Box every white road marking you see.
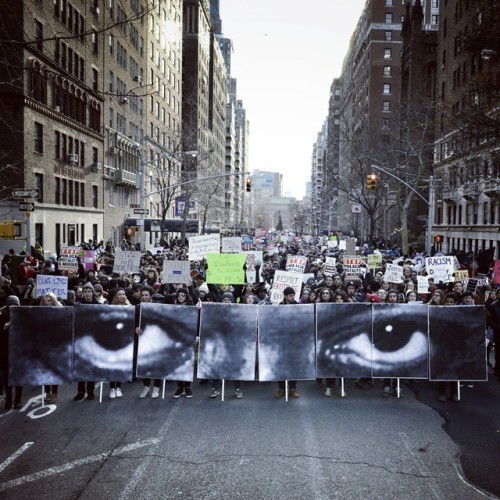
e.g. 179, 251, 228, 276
452, 463, 496, 499
0, 438, 159, 492
0, 442, 34, 474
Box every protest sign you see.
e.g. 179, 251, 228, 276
367, 253, 383, 269
494, 260, 500, 285
221, 237, 242, 253
161, 260, 191, 284
82, 250, 96, 271
465, 278, 478, 292
343, 257, 366, 280
244, 251, 263, 284
270, 270, 303, 304
327, 240, 337, 248
206, 253, 246, 284
285, 256, 307, 274
425, 256, 454, 283
242, 235, 254, 250
113, 251, 141, 274
338, 240, 346, 251
36, 275, 69, 299
417, 275, 430, 294
346, 238, 356, 256
58, 246, 80, 272
454, 270, 469, 281
384, 263, 404, 284
189, 234, 221, 261
323, 257, 336, 276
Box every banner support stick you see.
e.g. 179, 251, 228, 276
457, 381, 461, 401
285, 380, 288, 402
41, 385, 45, 407
340, 378, 345, 397
222, 379, 225, 402
99, 382, 103, 403
396, 378, 401, 398
162, 380, 166, 399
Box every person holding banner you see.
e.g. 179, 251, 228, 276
485, 288, 500, 379
275, 287, 300, 399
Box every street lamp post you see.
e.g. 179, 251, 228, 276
371, 164, 435, 255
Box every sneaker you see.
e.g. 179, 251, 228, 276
451, 394, 459, 402
185, 387, 193, 398
73, 392, 85, 402
139, 386, 150, 398
235, 388, 243, 399
289, 390, 300, 398
86, 392, 95, 401
151, 387, 160, 399
173, 387, 185, 398
275, 389, 285, 398
325, 387, 333, 397
110, 388, 116, 399
210, 388, 220, 398
438, 395, 447, 402
115, 387, 123, 398
383, 386, 391, 397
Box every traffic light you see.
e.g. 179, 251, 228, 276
433, 234, 444, 244
366, 173, 377, 190
0, 221, 23, 239
246, 178, 252, 192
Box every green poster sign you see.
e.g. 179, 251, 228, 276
206, 253, 246, 284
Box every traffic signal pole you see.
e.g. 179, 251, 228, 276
371, 165, 434, 255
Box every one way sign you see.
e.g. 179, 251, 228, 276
19, 202, 35, 212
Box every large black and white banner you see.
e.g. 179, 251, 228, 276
73, 304, 136, 382
316, 303, 373, 378
136, 303, 198, 381
9, 306, 74, 386
258, 304, 315, 381
198, 303, 257, 381
429, 305, 487, 381
372, 304, 429, 379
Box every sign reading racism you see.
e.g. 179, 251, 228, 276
425, 256, 454, 283
113, 251, 141, 274
270, 270, 303, 304
189, 234, 221, 261
36, 275, 69, 299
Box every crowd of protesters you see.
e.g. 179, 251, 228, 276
0, 234, 499, 410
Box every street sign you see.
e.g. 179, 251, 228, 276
12, 189, 39, 199
133, 208, 149, 215
19, 202, 35, 212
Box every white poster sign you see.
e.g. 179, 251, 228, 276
189, 234, 221, 261
417, 276, 430, 294
243, 251, 263, 284
270, 270, 303, 304
113, 251, 142, 274
425, 256, 454, 283
36, 275, 68, 299
383, 263, 404, 284
285, 256, 307, 274
161, 260, 191, 284
323, 257, 337, 276
58, 246, 80, 272
221, 237, 242, 253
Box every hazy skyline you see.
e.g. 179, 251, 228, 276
219, 0, 367, 199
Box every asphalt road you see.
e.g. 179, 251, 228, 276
0, 371, 498, 500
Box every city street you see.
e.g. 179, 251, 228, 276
0, 370, 498, 499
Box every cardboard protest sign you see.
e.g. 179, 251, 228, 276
493, 260, 500, 284
417, 276, 430, 294
425, 256, 454, 283
372, 304, 428, 379
189, 234, 221, 260
161, 260, 191, 284
327, 240, 337, 248
258, 304, 315, 381
367, 254, 383, 269
136, 303, 198, 381
112, 250, 141, 274
221, 237, 242, 253
285, 256, 307, 274
465, 278, 478, 293
73, 305, 136, 382
82, 250, 96, 271
345, 238, 356, 256
9, 307, 74, 386
343, 257, 366, 280
198, 303, 257, 381
316, 303, 373, 378
338, 240, 347, 251
383, 263, 404, 284
270, 270, 303, 304
323, 257, 336, 276
58, 246, 81, 272
206, 253, 246, 284
244, 251, 263, 284
36, 275, 69, 299
429, 306, 487, 381
453, 270, 469, 281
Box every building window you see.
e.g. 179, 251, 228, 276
34, 173, 43, 202
384, 49, 392, 59
382, 118, 390, 130
432, 14, 439, 24
92, 185, 98, 208
383, 83, 391, 94
55, 178, 61, 204
35, 19, 43, 52
92, 68, 98, 91
383, 66, 391, 77
385, 13, 393, 23
384, 31, 392, 41
385, 0, 393, 5
34, 122, 43, 153
92, 30, 98, 54
383, 101, 391, 112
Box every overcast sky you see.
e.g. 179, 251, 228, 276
219, 0, 367, 199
